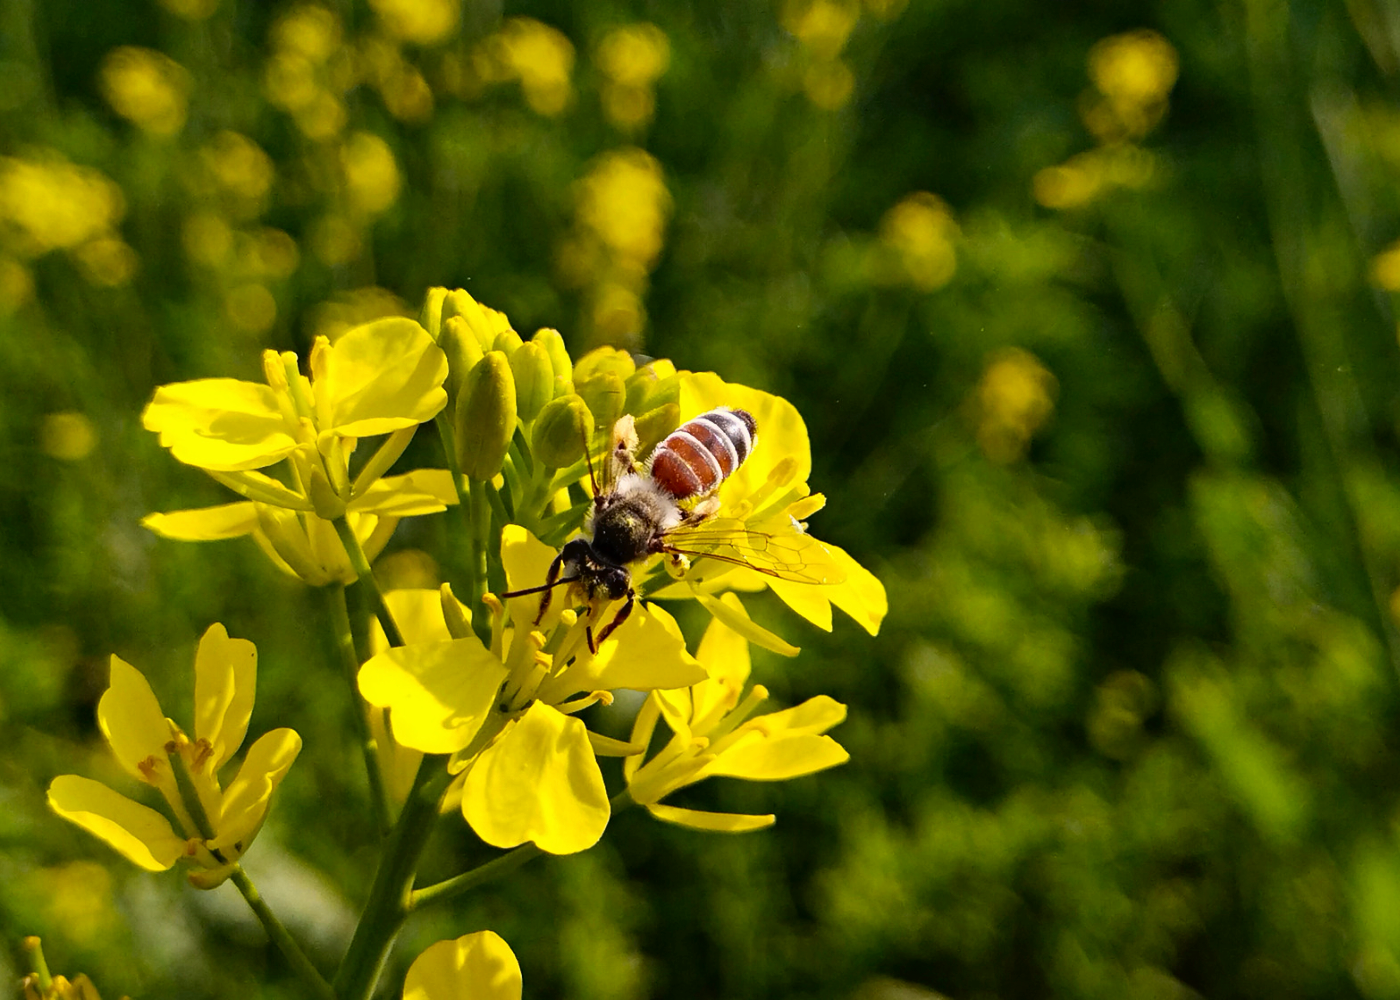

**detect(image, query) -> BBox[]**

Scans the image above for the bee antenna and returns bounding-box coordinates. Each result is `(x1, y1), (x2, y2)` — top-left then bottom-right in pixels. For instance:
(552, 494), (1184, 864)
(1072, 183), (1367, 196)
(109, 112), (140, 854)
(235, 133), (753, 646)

(500, 575), (581, 599)
(581, 426), (600, 497)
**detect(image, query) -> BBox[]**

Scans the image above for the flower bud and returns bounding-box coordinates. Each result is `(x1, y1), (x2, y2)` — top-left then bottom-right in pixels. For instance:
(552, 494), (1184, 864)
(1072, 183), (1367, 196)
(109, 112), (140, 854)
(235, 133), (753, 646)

(510, 341), (554, 423)
(439, 315), (486, 400)
(419, 286), (449, 342)
(624, 365), (658, 415)
(531, 327), (572, 385)
(443, 289), (512, 353)
(634, 401), (679, 456)
(576, 371), (625, 431)
(492, 328), (523, 357)
(532, 393), (593, 468)
(440, 583), (474, 640)
(574, 346), (635, 383)
(455, 351), (517, 481)
(308, 464), (348, 520)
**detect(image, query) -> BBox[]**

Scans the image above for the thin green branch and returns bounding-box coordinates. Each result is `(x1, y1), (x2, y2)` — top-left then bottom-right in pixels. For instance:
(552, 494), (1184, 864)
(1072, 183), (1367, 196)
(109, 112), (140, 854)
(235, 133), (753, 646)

(327, 585), (391, 838)
(231, 865), (336, 1000)
(333, 516), (406, 649)
(409, 843), (542, 911)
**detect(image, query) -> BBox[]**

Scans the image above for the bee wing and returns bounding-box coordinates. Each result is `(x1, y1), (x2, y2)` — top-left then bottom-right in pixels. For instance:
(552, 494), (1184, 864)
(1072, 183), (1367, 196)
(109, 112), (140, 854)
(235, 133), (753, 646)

(663, 517), (848, 586)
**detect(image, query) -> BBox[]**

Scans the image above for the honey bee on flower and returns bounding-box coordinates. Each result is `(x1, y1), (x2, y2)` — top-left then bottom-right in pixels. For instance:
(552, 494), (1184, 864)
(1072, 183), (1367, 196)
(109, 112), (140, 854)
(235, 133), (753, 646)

(505, 400), (850, 651)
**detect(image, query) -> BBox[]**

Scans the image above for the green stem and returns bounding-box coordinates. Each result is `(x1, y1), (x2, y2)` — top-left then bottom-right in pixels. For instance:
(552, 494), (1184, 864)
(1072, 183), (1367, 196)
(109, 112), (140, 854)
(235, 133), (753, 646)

(231, 865), (336, 1000)
(331, 755), (454, 1000)
(333, 516), (406, 649)
(408, 789), (633, 911)
(435, 412), (487, 644)
(327, 585), (391, 838)
(409, 843), (542, 911)
(467, 476), (495, 615)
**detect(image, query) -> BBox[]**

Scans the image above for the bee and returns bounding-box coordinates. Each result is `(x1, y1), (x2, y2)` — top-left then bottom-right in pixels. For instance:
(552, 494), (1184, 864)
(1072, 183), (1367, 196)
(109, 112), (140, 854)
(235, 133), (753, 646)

(505, 406), (840, 650)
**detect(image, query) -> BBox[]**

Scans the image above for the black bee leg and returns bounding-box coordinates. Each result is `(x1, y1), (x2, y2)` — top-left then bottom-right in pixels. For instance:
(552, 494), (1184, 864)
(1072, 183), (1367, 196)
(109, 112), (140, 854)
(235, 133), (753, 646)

(533, 552), (567, 624)
(594, 591), (636, 646)
(586, 624), (597, 654)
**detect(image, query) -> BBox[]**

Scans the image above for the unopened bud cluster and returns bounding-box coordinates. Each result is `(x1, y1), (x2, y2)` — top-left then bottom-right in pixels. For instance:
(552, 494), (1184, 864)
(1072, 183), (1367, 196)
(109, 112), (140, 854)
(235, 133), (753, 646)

(421, 287), (681, 479)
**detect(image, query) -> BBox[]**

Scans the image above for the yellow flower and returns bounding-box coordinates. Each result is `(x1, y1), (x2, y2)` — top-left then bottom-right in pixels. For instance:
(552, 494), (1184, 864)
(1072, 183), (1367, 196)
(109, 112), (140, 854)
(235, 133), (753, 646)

(98, 47), (190, 136)
(141, 317), (448, 521)
(357, 526), (705, 854)
(647, 372), (887, 647)
(142, 469), (456, 587)
(404, 932), (521, 1000)
(624, 594), (849, 831)
(48, 625), (300, 889)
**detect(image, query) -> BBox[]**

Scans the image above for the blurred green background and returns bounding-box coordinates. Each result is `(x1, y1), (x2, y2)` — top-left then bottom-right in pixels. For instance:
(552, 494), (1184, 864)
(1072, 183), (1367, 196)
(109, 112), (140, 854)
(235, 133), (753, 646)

(7, 0), (1400, 997)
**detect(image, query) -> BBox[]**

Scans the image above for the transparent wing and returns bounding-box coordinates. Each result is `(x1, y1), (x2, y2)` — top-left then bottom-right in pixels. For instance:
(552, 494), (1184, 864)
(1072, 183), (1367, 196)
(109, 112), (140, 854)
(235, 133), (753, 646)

(662, 517), (847, 585)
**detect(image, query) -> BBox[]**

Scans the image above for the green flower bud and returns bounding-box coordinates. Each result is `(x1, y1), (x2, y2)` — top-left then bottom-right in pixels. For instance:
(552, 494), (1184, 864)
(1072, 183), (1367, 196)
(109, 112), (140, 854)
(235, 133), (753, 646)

(439, 583), (473, 640)
(576, 371), (626, 432)
(646, 371), (681, 413)
(455, 351), (517, 481)
(532, 393), (593, 468)
(531, 327), (573, 385)
(574, 346), (635, 383)
(510, 341), (554, 423)
(419, 286), (449, 342)
(440, 315), (486, 400)
(624, 365), (658, 415)
(443, 289), (513, 353)
(308, 465), (348, 520)
(634, 402), (680, 457)
(493, 328), (523, 357)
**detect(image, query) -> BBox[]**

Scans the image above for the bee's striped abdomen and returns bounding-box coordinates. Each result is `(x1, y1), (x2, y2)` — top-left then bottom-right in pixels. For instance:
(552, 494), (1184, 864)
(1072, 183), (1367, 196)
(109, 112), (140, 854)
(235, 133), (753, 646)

(649, 407), (757, 500)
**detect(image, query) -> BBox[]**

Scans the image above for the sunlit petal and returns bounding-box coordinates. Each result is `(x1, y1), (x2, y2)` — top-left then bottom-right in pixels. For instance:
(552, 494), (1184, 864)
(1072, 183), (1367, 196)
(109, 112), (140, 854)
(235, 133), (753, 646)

(645, 803), (775, 833)
(705, 732), (849, 781)
(47, 775), (188, 871)
(315, 318), (449, 436)
(359, 638), (508, 754)
(193, 624), (257, 771)
(500, 524), (565, 633)
(462, 703), (609, 854)
(142, 378), (297, 471)
(209, 728), (301, 855)
(403, 931), (523, 1000)
(97, 656), (171, 780)
(538, 601), (704, 703)
(141, 503), (259, 541)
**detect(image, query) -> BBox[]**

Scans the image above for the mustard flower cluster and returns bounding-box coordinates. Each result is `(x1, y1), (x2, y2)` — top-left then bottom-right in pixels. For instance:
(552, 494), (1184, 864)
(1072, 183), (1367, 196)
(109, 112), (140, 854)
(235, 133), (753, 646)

(46, 287), (884, 999)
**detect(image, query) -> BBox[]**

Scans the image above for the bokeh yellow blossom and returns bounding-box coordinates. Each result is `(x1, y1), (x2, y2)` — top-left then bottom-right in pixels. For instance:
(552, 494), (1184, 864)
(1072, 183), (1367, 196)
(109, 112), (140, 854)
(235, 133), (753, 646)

(479, 18), (575, 116)
(0, 155), (125, 256)
(880, 192), (957, 291)
(342, 132), (402, 216)
(40, 412), (97, 461)
(974, 347), (1057, 463)
(1084, 29), (1179, 143)
(99, 47), (190, 136)
(370, 0), (460, 46)
(596, 24), (670, 129)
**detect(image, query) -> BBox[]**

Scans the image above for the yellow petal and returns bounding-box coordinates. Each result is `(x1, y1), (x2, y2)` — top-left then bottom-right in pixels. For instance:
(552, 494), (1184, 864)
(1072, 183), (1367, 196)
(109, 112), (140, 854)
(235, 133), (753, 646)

(315, 318), (449, 437)
(462, 703), (609, 854)
(645, 803), (775, 833)
(372, 589), (456, 653)
(767, 575), (834, 631)
(193, 624), (257, 772)
(695, 593), (752, 698)
(349, 468), (459, 517)
(500, 524), (565, 633)
(824, 542), (887, 636)
(693, 591), (799, 657)
(403, 931), (522, 1000)
(209, 728), (301, 856)
(47, 775), (187, 871)
(141, 503), (259, 541)
(97, 656), (170, 780)
(751, 693), (849, 736)
(537, 602), (705, 704)
(679, 372), (811, 512)
(142, 378), (297, 471)
(358, 639), (508, 754)
(705, 732), (849, 781)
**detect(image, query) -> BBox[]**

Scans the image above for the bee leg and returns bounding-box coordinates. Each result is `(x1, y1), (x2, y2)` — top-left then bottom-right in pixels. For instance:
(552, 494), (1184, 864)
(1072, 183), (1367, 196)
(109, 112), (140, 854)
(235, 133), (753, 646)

(586, 625), (596, 654)
(594, 591), (636, 646)
(534, 552), (566, 625)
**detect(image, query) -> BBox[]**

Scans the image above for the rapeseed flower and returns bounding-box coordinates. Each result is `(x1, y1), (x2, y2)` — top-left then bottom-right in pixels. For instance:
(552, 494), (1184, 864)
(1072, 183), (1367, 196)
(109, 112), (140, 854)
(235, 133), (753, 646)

(357, 526), (705, 854)
(624, 594), (849, 831)
(141, 317), (451, 579)
(48, 625), (300, 888)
